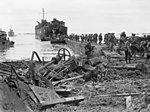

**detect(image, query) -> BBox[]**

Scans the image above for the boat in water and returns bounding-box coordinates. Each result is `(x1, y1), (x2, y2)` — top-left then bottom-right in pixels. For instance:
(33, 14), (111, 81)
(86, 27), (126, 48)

(35, 9), (67, 43)
(0, 30), (14, 48)
(35, 18), (67, 43)
(8, 28), (15, 37)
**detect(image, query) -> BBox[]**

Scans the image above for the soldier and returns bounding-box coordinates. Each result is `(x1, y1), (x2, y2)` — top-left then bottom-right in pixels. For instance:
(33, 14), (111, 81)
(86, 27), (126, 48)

(145, 41), (150, 63)
(124, 39), (132, 64)
(94, 33), (98, 44)
(109, 33), (116, 51)
(85, 39), (92, 59)
(140, 40), (147, 57)
(99, 33), (102, 45)
(104, 33), (108, 45)
(119, 32), (126, 48)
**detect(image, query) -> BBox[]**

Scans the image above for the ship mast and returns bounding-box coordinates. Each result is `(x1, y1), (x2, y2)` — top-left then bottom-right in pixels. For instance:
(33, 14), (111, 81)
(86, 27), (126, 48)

(42, 8), (45, 20)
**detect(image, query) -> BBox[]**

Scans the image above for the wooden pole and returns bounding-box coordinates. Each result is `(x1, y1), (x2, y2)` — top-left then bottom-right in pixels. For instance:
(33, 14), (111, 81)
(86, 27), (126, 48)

(52, 75), (83, 86)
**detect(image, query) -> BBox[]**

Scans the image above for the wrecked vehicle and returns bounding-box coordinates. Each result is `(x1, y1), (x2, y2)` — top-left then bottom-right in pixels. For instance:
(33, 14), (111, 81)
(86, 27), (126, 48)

(0, 46), (150, 112)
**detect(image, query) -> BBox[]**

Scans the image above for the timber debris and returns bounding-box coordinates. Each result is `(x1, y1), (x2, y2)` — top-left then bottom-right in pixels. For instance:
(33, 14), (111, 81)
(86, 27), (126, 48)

(0, 47), (150, 112)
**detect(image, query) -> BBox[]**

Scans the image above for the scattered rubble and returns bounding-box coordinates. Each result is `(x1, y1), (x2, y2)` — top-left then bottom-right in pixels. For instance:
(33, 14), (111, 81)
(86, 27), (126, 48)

(0, 48), (150, 112)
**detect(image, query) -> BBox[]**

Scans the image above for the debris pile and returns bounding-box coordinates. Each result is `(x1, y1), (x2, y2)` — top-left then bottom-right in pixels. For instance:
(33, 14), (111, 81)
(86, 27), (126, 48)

(0, 48), (150, 112)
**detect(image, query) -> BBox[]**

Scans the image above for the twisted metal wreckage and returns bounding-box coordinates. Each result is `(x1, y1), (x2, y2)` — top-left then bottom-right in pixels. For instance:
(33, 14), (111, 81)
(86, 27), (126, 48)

(0, 48), (97, 111)
(0, 47), (150, 112)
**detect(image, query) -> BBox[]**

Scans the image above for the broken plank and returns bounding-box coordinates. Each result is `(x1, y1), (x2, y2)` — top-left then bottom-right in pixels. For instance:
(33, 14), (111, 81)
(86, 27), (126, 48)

(52, 75), (83, 86)
(108, 64), (137, 69)
(27, 91), (39, 104)
(0, 69), (11, 75)
(49, 66), (69, 81)
(30, 85), (84, 106)
(30, 85), (60, 104)
(96, 92), (150, 97)
(55, 88), (72, 92)
(42, 96), (84, 106)
(37, 73), (54, 89)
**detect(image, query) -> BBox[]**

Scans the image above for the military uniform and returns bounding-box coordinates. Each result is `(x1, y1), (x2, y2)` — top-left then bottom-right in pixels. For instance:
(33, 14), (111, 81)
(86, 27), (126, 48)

(99, 33), (102, 45)
(85, 41), (92, 59)
(125, 40), (132, 63)
(146, 42), (150, 62)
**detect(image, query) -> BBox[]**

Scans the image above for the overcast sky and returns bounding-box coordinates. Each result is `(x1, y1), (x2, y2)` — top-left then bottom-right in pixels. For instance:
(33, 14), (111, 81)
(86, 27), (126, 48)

(0, 0), (150, 34)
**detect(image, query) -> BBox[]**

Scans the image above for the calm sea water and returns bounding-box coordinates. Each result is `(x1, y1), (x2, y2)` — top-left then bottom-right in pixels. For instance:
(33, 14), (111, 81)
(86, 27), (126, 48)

(0, 34), (74, 62)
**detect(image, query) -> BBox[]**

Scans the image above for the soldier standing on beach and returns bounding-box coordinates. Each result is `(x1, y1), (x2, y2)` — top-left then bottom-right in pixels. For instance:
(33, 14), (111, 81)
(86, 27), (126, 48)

(94, 33), (98, 44)
(109, 33), (115, 51)
(124, 39), (132, 64)
(145, 41), (150, 63)
(99, 33), (102, 45)
(119, 32), (126, 48)
(85, 39), (92, 59)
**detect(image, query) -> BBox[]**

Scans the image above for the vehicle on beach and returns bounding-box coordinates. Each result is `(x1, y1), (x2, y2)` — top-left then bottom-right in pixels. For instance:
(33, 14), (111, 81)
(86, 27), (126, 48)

(0, 30), (14, 49)
(35, 9), (67, 43)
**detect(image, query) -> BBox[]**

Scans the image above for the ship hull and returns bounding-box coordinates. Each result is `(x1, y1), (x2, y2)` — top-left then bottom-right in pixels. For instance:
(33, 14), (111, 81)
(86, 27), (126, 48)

(41, 37), (50, 41)
(8, 32), (14, 37)
(35, 34), (66, 44)
(0, 39), (14, 49)
(50, 40), (66, 44)
(0, 30), (15, 49)
(35, 33), (51, 41)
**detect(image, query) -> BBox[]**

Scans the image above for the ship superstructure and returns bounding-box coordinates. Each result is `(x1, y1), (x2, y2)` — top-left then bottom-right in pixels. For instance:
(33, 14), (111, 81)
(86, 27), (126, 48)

(35, 9), (67, 42)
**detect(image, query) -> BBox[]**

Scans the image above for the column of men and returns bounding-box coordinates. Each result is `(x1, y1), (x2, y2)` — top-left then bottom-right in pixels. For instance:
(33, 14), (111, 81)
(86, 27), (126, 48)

(67, 33), (103, 44)
(66, 32), (150, 53)
(66, 32), (150, 64)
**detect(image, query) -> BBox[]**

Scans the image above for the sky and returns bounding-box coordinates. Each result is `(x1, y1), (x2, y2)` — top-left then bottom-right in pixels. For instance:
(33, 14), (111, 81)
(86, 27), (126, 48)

(0, 0), (150, 34)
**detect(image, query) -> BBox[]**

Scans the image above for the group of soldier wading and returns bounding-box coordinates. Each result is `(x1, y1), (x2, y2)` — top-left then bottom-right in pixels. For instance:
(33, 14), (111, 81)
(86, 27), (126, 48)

(67, 32), (150, 64)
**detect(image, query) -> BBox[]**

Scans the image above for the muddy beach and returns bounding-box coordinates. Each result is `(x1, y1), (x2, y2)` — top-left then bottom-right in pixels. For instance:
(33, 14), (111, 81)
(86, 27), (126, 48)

(0, 40), (150, 112)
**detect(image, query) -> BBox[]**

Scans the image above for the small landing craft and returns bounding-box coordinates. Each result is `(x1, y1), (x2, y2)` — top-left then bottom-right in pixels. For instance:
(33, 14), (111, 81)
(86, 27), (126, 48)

(8, 28), (15, 37)
(0, 30), (14, 49)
